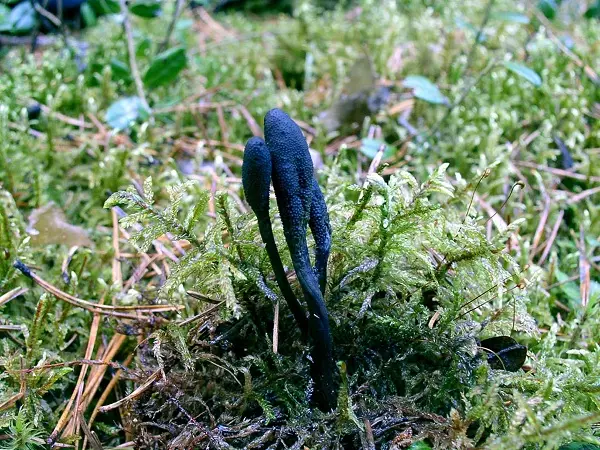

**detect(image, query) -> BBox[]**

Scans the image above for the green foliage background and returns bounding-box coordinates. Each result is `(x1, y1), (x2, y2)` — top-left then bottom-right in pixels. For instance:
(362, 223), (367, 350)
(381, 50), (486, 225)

(0, 0), (599, 448)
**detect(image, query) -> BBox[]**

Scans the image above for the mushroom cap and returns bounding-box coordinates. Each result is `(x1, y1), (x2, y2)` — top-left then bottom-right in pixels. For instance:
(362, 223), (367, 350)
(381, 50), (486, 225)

(264, 108), (313, 222)
(242, 136), (272, 214)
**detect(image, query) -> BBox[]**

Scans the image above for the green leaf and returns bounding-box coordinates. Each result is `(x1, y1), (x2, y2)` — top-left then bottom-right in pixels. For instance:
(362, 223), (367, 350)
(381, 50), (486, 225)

(359, 138), (395, 159)
(409, 442), (433, 450)
(403, 75), (449, 105)
(80, 3), (97, 27)
(0, 1), (37, 34)
(504, 61), (542, 87)
(0, 4), (11, 24)
(538, 0), (558, 20)
(556, 269), (581, 306)
(176, 18), (194, 31)
(143, 47), (187, 89)
(585, 1), (600, 19)
(558, 443), (600, 450)
(110, 58), (132, 82)
(129, 0), (162, 18)
(455, 17), (486, 42)
(88, 0), (120, 14)
(136, 38), (152, 58)
(491, 11), (530, 24)
(105, 97), (148, 130)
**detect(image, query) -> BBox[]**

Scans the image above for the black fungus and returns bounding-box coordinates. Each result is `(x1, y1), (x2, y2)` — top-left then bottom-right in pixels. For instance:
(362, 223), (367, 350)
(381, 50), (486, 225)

(309, 178), (331, 296)
(480, 336), (527, 372)
(242, 136), (308, 337)
(264, 108), (337, 410)
(242, 108), (337, 410)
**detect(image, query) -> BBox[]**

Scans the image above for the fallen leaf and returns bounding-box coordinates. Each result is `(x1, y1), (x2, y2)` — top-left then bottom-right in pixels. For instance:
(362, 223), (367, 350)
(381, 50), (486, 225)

(27, 203), (93, 248)
(319, 56), (390, 132)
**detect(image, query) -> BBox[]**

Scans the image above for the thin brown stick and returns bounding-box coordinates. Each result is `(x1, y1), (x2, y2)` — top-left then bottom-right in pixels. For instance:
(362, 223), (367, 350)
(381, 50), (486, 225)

(474, 194), (519, 249)
(459, 285), (520, 318)
(238, 105), (262, 137)
(387, 99), (415, 116)
(118, 227), (167, 274)
(465, 171), (491, 224)
(178, 301), (225, 326)
(61, 307), (103, 442)
(0, 391), (23, 412)
(367, 143), (386, 176)
(118, 0), (150, 113)
(531, 196), (551, 258)
(0, 287), (28, 307)
(154, 101), (236, 114)
(515, 161), (600, 183)
(483, 181), (523, 226)
(48, 305), (102, 444)
(10, 359), (125, 375)
(579, 225), (590, 308)
(157, 0), (185, 53)
(195, 7), (232, 37)
(86, 354), (134, 436)
(217, 105), (229, 144)
(78, 412), (103, 450)
(14, 261), (180, 316)
(538, 210), (564, 266)
(98, 370), (162, 412)
(546, 274), (579, 291)
(39, 104), (93, 129)
(567, 185), (600, 204)
(123, 254), (158, 291)
(81, 334), (127, 404)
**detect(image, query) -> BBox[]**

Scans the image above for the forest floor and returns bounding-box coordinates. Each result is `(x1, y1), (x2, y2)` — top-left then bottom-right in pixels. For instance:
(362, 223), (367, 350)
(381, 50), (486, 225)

(1, 1), (600, 449)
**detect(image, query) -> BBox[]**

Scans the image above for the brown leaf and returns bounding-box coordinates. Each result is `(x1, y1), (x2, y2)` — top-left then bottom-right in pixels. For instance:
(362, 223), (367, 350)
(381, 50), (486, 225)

(27, 203), (93, 248)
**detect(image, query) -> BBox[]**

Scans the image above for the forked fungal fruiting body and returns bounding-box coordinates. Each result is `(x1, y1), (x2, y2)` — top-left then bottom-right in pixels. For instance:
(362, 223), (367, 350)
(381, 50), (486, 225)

(242, 137), (308, 337)
(243, 108), (337, 410)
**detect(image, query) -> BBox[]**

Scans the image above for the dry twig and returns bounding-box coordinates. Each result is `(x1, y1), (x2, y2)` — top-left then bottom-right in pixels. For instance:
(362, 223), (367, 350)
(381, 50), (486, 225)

(13, 260), (181, 318)
(98, 370), (162, 412)
(118, 0), (150, 113)
(538, 210), (565, 266)
(157, 0), (185, 53)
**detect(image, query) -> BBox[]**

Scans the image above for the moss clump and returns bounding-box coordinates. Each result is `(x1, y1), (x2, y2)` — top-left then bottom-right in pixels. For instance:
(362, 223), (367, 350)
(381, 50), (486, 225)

(103, 151), (537, 447)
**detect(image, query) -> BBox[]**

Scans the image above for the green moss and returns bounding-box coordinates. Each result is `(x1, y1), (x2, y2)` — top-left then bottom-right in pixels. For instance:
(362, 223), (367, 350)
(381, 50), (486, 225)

(1, 0), (599, 447)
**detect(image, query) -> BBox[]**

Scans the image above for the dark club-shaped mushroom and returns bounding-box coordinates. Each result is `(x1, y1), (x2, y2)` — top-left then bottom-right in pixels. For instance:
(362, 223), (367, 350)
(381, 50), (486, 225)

(242, 108), (337, 410)
(242, 136), (309, 338)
